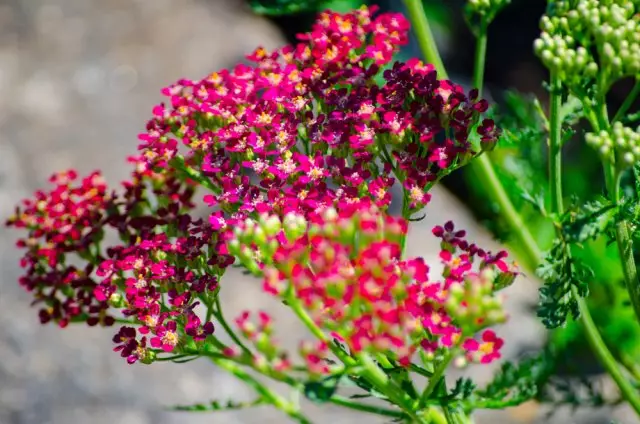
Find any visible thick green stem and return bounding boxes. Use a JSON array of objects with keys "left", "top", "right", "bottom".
[
  {"left": 575, "top": 294, "right": 640, "bottom": 416},
  {"left": 357, "top": 353, "right": 427, "bottom": 423},
  {"left": 549, "top": 75, "right": 640, "bottom": 417},
  {"left": 419, "top": 353, "right": 452, "bottom": 406},
  {"left": 427, "top": 408, "right": 449, "bottom": 424},
  {"left": 403, "top": 0, "right": 447, "bottom": 79},
  {"left": 549, "top": 75, "right": 564, "bottom": 214},
  {"left": 471, "top": 23, "right": 488, "bottom": 96},
  {"left": 593, "top": 97, "right": 640, "bottom": 333},
  {"left": 212, "top": 357, "right": 312, "bottom": 423},
  {"left": 605, "top": 164, "right": 640, "bottom": 326}
]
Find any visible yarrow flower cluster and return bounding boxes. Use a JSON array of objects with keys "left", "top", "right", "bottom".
[
  {"left": 140, "top": 5, "right": 499, "bottom": 231},
  {"left": 5, "top": 8, "right": 512, "bottom": 419},
  {"left": 7, "top": 164, "right": 222, "bottom": 363},
  {"left": 229, "top": 199, "right": 517, "bottom": 367},
  {"left": 3, "top": 4, "right": 545, "bottom": 423}
]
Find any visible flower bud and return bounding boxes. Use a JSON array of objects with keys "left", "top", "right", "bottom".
[
  {"left": 283, "top": 212, "right": 307, "bottom": 243},
  {"left": 108, "top": 292, "right": 124, "bottom": 308}
]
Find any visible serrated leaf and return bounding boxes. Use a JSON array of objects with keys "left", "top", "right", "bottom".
[
  {"left": 472, "top": 351, "right": 555, "bottom": 411},
  {"left": 171, "top": 398, "right": 264, "bottom": 412},
  {"left": 304, "top": 374, "right": 342, "bottom": 404},
  {"left": 562, "top": 198, "right": 616, "bottom": 243}
]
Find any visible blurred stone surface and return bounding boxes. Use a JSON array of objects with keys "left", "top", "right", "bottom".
[{"left": 0, "top": 1, "right": 597, "bottom": 423}]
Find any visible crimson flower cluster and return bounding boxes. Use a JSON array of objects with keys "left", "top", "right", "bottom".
[
  {"left": 229, "top": 199, "right": 516, "bottom": 368},
  {"left": 139, "top": 5, "right": 499, "bottom": 234},
  {"left": 6, "top": 164, "right": 221, "bottom": 364},
  {"left": 5, "top": 6, "right": 505, "bottom": 368}
]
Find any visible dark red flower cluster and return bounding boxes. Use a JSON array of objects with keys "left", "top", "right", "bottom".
[
  {"left": 7, "top": 164, "right": 222, "bottom": 363},
  {"left": 229, "top": 200, "right": 515, "bottom": 367},
  {"left": 6, "top": 171, "right": 114, "bottom": 328}
]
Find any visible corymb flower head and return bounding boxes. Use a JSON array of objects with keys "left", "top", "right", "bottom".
[
  {"left": 534, "top": 0, "right": 640, "bottom": 90},
  {"left": 137, "top": 6, "right": 499, "bottom": 235},
  {"left": 228, "top": 200, "right": 517, "bottom": 368}
]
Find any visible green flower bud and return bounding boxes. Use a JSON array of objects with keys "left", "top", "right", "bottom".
[
  {"left": 108, "top": 292, "right": 124, "bottom": 308},
  {"left": 283, "top": 212, "right": 307, "bottom": 243},
  {"left": 261, "top": 214, "right": 282, "bottom": 237}
]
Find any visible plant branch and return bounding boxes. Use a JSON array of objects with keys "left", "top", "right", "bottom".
[
  {"left": 213, "top": 296, "right": 253, "bottom": 357},
  {"left": 402, "top": 0, "right": 447, "bottom": 79},
  {"left": 605, "top": 162, "right": 640, "bottom": 327},
  {"left": 404, "top": 0, "right": 541, "bottom": 270},
  {"left": 472, "top": 21, "right": 488, "bottom": 96},
  {"left": 549, "top": 73, "right": 640, "bottom": 417},
  {"left": 328, "top": 395, "right": 407, "bottom": 419},
  {"left": 575, "top": 293, "right": 640, "bottom": 416},
  {"left": 212, "top": 357, "right": 312, "bottom": 424},
  {"left": 419, "top": 353, "right": 452, "bottom": 407},
  {"left": 613, "top": 78, "right": 640, "bottom": 124}
]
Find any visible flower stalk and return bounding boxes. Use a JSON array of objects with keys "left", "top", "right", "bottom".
[
  {"left": 548, "top": 73, "right": 640, "bottom": 416},
  {"left": 403, "top": 0, "right": 542, "bottom": 270}
]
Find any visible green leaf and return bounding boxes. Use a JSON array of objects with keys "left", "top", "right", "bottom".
[
  {"left": 562, "top": 198, "right": 616, "bottom": 244},
  {"left": 471, "top": 351, "right": 555, "bottom": 411},
  {"left": 248, "top": 0, "right": 331, "bottom": 15},
  {"left": 170, "top": 398, "right": 264, "bottom": 412},
  {"left": 536, "top": 197, "right": 621, "bottom": 328},
  {"left": 304, "top": 375, "right": 341, "bottom": 404}
]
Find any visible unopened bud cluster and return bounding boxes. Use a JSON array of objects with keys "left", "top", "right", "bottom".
[
  {"left": 586, "top": 122, "right": 640, "bottom": 167},
  {"left": 235, "top": 311, "right": 291, "bottom": 373},
  {"left": 227, "top": 213, "right": 299, "bottom": 275},
  {"left": 445, "top": 268, "right": 507, "bottom": 335},
  {"left": 535, "top": 0, "right": 640, "bottom": 88},
  {"left": 466, "top": 0, "right": 510, "bottom": 22}
]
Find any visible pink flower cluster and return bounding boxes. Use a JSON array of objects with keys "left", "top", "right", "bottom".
[
  {"left": 139, "top": 5, "right": 498, "bottom": 232},
  {"left": 5, "top": 6, "right": 505, "bottom": 368},
  {"left": 230, "top": 200, "right": 516, "bottom": 367}
]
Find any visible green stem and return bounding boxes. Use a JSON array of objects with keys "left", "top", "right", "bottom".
[
  {"left": 443, "top": 405, "right": 470, "bottom": 424},
  {"left": 404, "top": 0, "right": 541, "bottom": 269},
  {"left": 621, "top": 352, "right": 640, "bottom": 382},
  {"left": 549, "top": 74, "right": 564, "bottom": 214},
  {"left": 286, "top": 292, "right": 425, "bottom": 418},
  {"left": 403, "top": 0, "right": 447, "bottom": 79},
  {"left": 471, "top": 22, "right": 488, "bottom": 96},
  {"left": 212, "top": 357, "right": 312, "bottom": 423},
  {"left": 606, "top": 164, "right": 640, "bottom": 326},
  {"left": 288, "top": 295, "right": 428, "bottom": 418},
  {"left": 329, "top": 395, "right": 406, "bottom": 419},
  {"left": 426, "top": 408, "right": 449, "bottom": 424},
  {"left": 286, "top": 293, "right": 355, "bottom": 367},
  {"left": 548, "top": 74, "right": 640, "bottom": 417},
  {"left": 576, "top": 293, "right": 640, "bottom": 416},
  {"left": 419, "top": 353, "right": 452, "bottom": 407},
  {"left": 613, "top": 78, "right": 640, "bottom": 124},
  {"left": 358, "top": 353, "right": 427, "bottom": 423},
  {"left": 213, "top": 296, "right": 253, "bottom": 357},
  {"left": 472, "top": 154, "right": 542, "bottom": 269}
]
